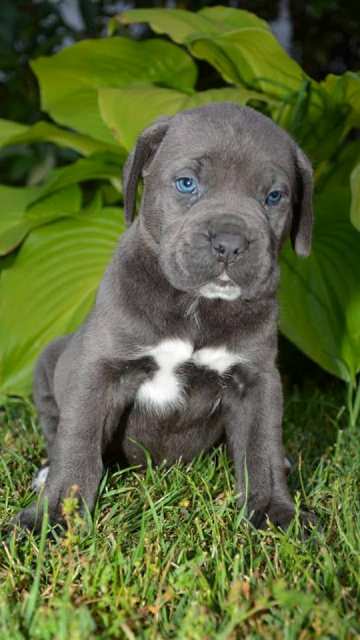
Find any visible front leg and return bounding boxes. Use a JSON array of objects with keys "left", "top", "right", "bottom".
[
  {"left": 223, "top": 366, "right": 296, "bottom": 529},
  {"left": 15, "top": 357, "right": 154, "bottom": 531}
]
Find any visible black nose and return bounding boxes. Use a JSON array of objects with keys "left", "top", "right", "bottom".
[{"left": 210, "top": 231, "right": 249, "bottom": 262}]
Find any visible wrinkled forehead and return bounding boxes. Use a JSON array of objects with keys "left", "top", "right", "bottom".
[{"left": 152, "top": 107, "right": 295, "bottom": 180}]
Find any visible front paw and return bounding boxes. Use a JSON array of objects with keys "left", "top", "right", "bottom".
[
  {"left": 11, "top": 501, "right": 58, "bottom": 533},
  {"left": 248, "top": 505, "right": 295, "bottom": 530},
  {"left": 247, "top": 498, "right": 317, "bottom": 533},
  {"left": 245, "top": 495, "right": 271, "bottom": 529},
  {"left": 11, "top": 482, "right": 88, "bottom": 533},
  {"left": 269, "top": 502, "right": 317, "bottom": 531},
  {"left": 266, "top": 503, "right": 296, "bottom": 530}
]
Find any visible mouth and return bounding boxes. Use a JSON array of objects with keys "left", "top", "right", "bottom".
[{"left": 199, "top": 271, "right": 242, "bottom": 301}]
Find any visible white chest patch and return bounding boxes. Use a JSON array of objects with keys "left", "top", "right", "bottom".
[
  {"left": 136, "top": 338, "right": 248, "bottom": 412},
  {"left": 136, "top": 339, "right": 193, "bottom": 411}
]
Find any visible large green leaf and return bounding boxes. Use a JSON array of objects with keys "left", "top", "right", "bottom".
[
  {"left": 31, "top": 37, "right": 197, "bottom": 143},
  {"left": 119, "top": 8, "right": 308, "bottom": 98},
  {"left": 0, "top": 153, "right": 124, "bottom": 255},
  {"left": 199, "top": 6, "right": 269, "bottom": 31},
  {"left": 0, "top": 119, "right": 117, "bottom": 156},
  {"left": 0, "top": 184, "right": 38, "bottom": 254},
  {"left": 279, "top": 171, "right": 360, "bottom": 383},
  {"left": 0, "top": 185, "right": 81, "bottom": 255},
  {"left": 118, "top": 7, "right": 269, "bottom": 45},
  {"left": 0, "top": 207, "right": 124, "bottom": 396},
  {"left": 190, "top": 29, "right": 305, "bottom": 96},
  {"left": 98, "top": 85, "right": 276, "bottom": 150},
  {"left": 29, "top": 152, "right": 125, "bottom": 202}
]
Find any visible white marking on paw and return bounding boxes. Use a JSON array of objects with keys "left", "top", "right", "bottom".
[{"left": 32, "top": 465, "right": 49, "bottom": 492}]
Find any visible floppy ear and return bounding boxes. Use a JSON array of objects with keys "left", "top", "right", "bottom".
[
  {"left": 122, "top": 117, "right": 172, "bottom": 226},
  {"left": 290, "top": 146, "right": 314, "bottom": 257}
]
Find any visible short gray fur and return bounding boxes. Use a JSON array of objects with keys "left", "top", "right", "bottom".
[{"left": 15, "top": 103, "right": 315, "bottom": 531}]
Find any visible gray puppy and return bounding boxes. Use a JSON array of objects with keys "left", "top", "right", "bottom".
[{"left": 16, "top": 103, "right": 314, "bottom": 531}]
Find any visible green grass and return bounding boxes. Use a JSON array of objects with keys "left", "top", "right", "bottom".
[{"left": 1, "top": 379, "right": 360, "bottom": 639}]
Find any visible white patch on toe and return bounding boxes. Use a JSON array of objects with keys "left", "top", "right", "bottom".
[
  {"left": 32, "top": 465, "right": 49, "bottom": 492},
  {"left": 136, "top": 339, "right": 248, "bottom": 412},
  {"left": 199, "top": 282, "right": 241, "bottom": 300}
]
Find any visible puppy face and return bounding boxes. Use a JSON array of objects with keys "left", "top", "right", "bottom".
[{"left": 123, "top": 103, "right": 313, "bottom": 301}]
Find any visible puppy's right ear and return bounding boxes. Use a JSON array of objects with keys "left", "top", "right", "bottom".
[{"left": 122, "top": 117, "right": 172, "bottom": 226}]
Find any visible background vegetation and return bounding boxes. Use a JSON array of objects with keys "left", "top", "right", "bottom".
[{"left": 0, "top": 2, "right": 360, "bottom": 638}]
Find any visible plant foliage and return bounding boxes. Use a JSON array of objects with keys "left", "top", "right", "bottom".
[{"left": 0, "top": 6, "right": 360, "bottom": 397}]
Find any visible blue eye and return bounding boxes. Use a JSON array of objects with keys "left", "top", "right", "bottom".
[
  {"left": 265, "top": 190, "right": 283, "bottom": 206},
  {"left": 175, "top": 177, "right": 198, "bottom": 194}
]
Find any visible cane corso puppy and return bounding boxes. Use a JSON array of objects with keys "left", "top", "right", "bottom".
[{"left": 15, "top": 103, "right": 314, "bottom": 531}]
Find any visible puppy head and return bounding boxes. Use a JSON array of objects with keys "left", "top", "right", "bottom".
[{"left": 123, "top": 103, "right": 313, "bottom": 301}]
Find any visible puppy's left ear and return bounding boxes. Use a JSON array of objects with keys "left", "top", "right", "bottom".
[
  {"left": 122, "top": 116, "right": 172, "bottom": 226},
  {"left": 290, "top": 146, "right": 314, "bottom": 257}
]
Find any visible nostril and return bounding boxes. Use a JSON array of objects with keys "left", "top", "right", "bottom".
[{"left": 216, "top": 243, "right": 226, "bottom": 255}]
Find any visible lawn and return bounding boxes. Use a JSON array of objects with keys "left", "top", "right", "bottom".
[{"left": 1, "top": 367, "right": 359, "bottom": 639}]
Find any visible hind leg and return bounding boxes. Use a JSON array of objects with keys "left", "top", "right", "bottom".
[{"left": 32, "top": 336, "right": 71, "bottom": 484}]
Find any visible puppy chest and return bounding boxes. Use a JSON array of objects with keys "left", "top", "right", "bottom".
[{"left": 136, "top": 338, "right": 247, "bottom": 411}]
